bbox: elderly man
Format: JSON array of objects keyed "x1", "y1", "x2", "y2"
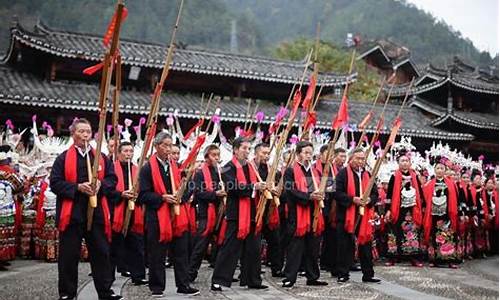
[
  {"x1": 50, "y1": 118, "x2": 121, "y2": 300},
  {"x1": 211, "y1": 137, "x2": 268, "y2": 291},
  {"x1": 335, "y1": 148, "x2": 380, "y2": 284},
  {"x1": 138, "y1": 132, "x2": 199, "y2": 297}
]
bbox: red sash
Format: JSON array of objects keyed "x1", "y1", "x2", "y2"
[
  {"x1": 35, "y1": 181, "x2": 48, "y2": 228},
  {"x1": 459, "y1": 181, "x2": 469, "y2": 203},
  {"x1": 217, "y1": 219, "x2": 227, "y2": 245},
  {"x1": 482, "y1": 189, "x2": 498, "y2": 230},
  {"x1": 58, "y1": 145, "x2": 112, "y2": 242},
  {"x1": 232, "y1": 156, "x2": 257, "y2": 240},
  {"x1": 390, "y1": 170, "x2": 423, "y2": 227},
  {"x1": 253, "y1": 162, "x2": 280, "y2": 234},
  {"x1": 495, "y1": 189, "x2": 499, "y2": 229},
  {"x1": 422, "y1": 178, "x2": 458, "y2": 243},
  {"x1": 313, "y1": 160, "x2": 323, "y2": 176},
  {"x1": 345, "y1": 166, "x2": 372, "y2": 245},
  {"x1": 267, "y1": 202, "x2": 280, "y2": 231},
  {"x1": 200, "y1": 163, "x2": 217, "y2": 237},
  {"x1": 292, "y1": 162, "x2": 323, "y2": 237},
  {"x1": 112, "y1": 161, "x2": 144, "y2": 234},
  {"x1": 471, "y1": 186, "x2": 489, "y2": 229},
  {"x1": 149, "y1": 154, "x2": 174, "y2": 242},
  {"x1": 262, "y1": 163, "x2": 280, "y2": 232}
]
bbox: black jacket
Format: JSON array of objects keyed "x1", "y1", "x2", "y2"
[
  {"x1": 221, "y1": 160, "x2": 255, "y2": 221},
  {"x1": 334, "y1": 166, "x2": 378, "y2": 225},
  {"x1": 50, "y1": 149, "x2": 117, "y2": 227}
]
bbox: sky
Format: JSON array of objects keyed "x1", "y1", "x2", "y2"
[{"x1": 406, "y1": 0, "x2": 498, "y2": 56}]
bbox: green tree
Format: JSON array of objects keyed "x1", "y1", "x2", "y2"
[{"x1": 274, "y1": 38, "x2": 380, "y2": 101}]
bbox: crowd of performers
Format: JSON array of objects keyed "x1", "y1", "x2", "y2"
[{"x1": 0, "y1": 117, "x2": 498, "y2": 300}]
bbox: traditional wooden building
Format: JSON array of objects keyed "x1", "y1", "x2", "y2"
[
  {"x1": 358, "y1": 40, "x2": 498, "y2": 161},
  {"x1": 357, "y1": 39, "x2": 419, "y2": 84},
  {"x1": 0, "y1": 22, "x2": 495, "y2": 160}
]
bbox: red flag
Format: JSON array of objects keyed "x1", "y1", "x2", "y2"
[
  {"x1": 387, "y1": 117, "x2": 402, "y2": 146},
  {"x1": 331, "y1": 95, "x2": 349, "y2": 130},
  {"x1": 183, "y1": 119, "x2": 204, "y2": 141},
  {"x1": 83, "y1": 62, "x2": 104, "y2": 76},
  {"x1": 103, "y1": 7, "x2": 129, "y2": 47},
  {"x1": 304, "y1": 111, "x2": 317, "y2": 131},
  {"x1": 291, "y1": 89, "x2": 302, "y2": 116},
  {"x1": 358, "y1": 111, "x2": 373, "y2": 130},
  {"x1": 302, "y1": 74, "x2": 317, "y2": 110},
  {"x1": 180, "y1": 134, "x2": 206, "y2": 171}
]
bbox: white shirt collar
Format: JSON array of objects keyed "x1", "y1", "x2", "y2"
[
  {"x1": 75, "y1": 145, "x2": 91, "y2": 158},
  {"x1": 156, "y1": 156, "x2": 170, "y2": 173},
  {"x1": 298, "y1": 160, "x2": 311, "y2": 172}
]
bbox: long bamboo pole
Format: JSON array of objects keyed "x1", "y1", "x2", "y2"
[
  {"x1": 87, "y1": 1, "x2": 125, "y2": 231},
  {"x1": 123, "y1": 0, "x2": 185, "y2": 236}
]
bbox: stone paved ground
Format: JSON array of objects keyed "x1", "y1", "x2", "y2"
[{"x1": 0, "y1": 257, "x2": 497, "y2": 300}]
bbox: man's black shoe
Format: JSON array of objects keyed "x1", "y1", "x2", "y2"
[
  {"x1": 58, "y1": 296, "x2": 74, "y2": 300},
  {"x1": 337, "y1": 276, "x2": 349, "y2": 283},
  {"x1": 151, "y1": 291, "x2": 164, "y2": 298},
  {"x1": 177, "y1": 286, "x2": 200, "y2": 295},
  {"x1": 306, "y1": 280, "x2": 328, "y2": 286},
  {"x1": 120, "y1": 271, "x2": 131, "y2": 277},
  {"x1": 362, "y1": 277, "x2": 381, "y2": 283},
  {"x1": 282, "y1": 280, "x2": 294, "y2": 288},
  {"x1": 248, "y1": 284, "x2": 268, "y2": 289},
  {"x1": 132, "y1": 279, "x2": 148, "y2": 286},
  {"x1": 211, "y1": 283, "x2": 222, "y2": 291},
  {"x1": 98, "y1": 294, "x2": 123, "y2": 300}
]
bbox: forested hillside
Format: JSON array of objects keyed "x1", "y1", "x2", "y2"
[{"x1": 0, "y1": 0, "x2": 496, "y2": 66}]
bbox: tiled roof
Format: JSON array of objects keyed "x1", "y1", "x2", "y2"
[
  {"x1": 387, "y1": 57, "x2": 499, "y2": 96},
  {"x1": 357, "y1": 39, "x2": 418, "y2": 76},
  {"x1": 409, "y1": 97, "x2": 498, "y2": 130},
  {"x1": 4, "y1": 22, "x2": 356, "y2": 87},
  {"x1": 0, "y1": 65, "x2": 474, "y2": 141}
]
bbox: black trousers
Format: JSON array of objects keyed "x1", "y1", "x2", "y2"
[
  {"x1": 58, "y1": 223, "x2": 114, "y2": 298},
  {"x1": 336, "y1": 223, "x2": 374, "y2": 279},
  {"x1": 111, "y1": 231, "x2": 146, "y2": 281},
  {"x1": 188, "y1": 219, "x2": 211, "y2": 281},
  {"x1": 110, "y1": 232, "x2": 127, "y2": 277},
  {"x1": 171, "y1": 231, "x2": 191, "y2": 289},
  {"x1": 320, "y1": 225, "x2": 337, "y2": 273},
  {"x1": 283, "y1": 232, "x2": 320, "y2": 283},
  {"x1": 263, "y1": 225, "x2": 284, "y2": 273},
  {"x1": 211, "y1": 220, "x2": 262, "y2": 287},
  {"x1": 146, "y1": 222, "x2": 169, "y2": 293}
]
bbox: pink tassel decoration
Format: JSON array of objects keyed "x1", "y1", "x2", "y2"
[
  {"x1": 211, "y1": 114, "x2": 221, "y2": 124},
  {"x1": 255, "y1": 111, "x2": 265, "y2": 123}
]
